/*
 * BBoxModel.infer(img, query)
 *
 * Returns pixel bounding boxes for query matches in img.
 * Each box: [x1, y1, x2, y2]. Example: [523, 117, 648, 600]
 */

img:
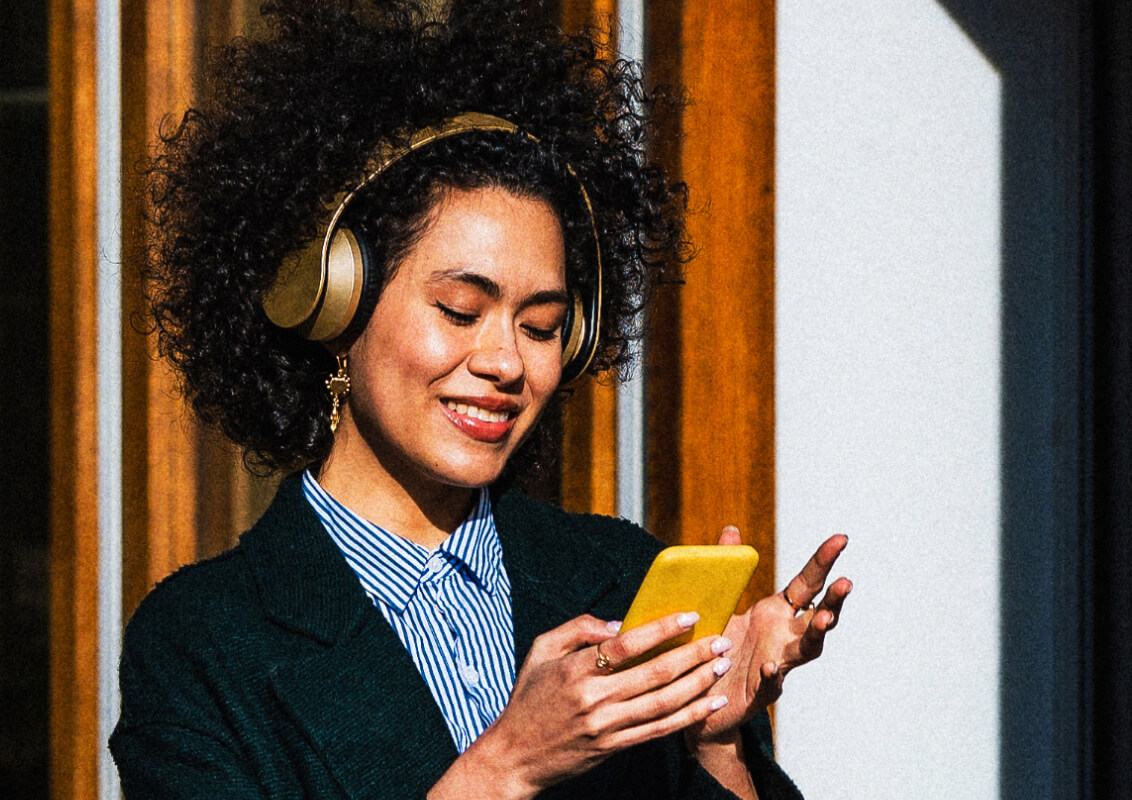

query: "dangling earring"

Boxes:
[326, 354, 350, 433]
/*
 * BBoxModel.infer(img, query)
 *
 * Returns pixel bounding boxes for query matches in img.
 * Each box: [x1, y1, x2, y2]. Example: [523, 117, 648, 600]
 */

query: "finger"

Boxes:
[611, 634, 732, 699]
[783, 534, 848, 609]
[609, 655, 731, 730]
[601, 685, 731, 751]
[769, 604, 830, 671]
[796, 610, 829, 662]
[814, 576, 853, 629]
[794, 588, 850, 664]
[753, 661, 783, 708]
[529, 614, 619, 662]
[717, 525, 742, 546]
[598, 611, 701, 669]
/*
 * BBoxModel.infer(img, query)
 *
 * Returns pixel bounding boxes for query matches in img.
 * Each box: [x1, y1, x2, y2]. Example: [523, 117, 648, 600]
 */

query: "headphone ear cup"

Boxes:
[559, 283, 599, 385]
[261, 224, 375, 343]
[560, 291, 579, 362]
[331, 225, 382, 345]
[261, 235, 326, 335]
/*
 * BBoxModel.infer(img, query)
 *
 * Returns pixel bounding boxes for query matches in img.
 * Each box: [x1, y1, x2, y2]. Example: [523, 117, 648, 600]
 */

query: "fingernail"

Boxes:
[677, 612, 700, 628]
[711, 636, 732, 655]
[606, 620, 622, 633]
[723, 525, 740, 534]
[710, 695, 729, 711]
[713, 657, 732, 677]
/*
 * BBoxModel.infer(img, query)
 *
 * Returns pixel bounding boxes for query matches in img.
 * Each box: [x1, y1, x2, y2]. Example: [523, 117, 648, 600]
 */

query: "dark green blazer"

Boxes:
[111, 477, 802, 799]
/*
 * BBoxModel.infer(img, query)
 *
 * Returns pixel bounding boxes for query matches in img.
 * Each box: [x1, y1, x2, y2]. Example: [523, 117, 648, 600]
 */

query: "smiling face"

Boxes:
[329, 186, 568, 505]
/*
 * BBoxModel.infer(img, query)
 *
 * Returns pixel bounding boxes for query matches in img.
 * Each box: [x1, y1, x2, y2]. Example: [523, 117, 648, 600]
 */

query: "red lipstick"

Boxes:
[440, 397, 520, 444]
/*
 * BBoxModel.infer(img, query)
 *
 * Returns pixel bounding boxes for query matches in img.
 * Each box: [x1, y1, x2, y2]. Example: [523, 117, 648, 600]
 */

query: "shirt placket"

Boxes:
[418, 554, 471, 750]
[425, 555, 498, 741]
[443, 582, 493, 722]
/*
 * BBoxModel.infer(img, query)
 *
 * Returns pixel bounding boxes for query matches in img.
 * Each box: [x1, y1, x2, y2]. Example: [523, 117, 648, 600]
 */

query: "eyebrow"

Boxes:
[429, 269, 570, 310]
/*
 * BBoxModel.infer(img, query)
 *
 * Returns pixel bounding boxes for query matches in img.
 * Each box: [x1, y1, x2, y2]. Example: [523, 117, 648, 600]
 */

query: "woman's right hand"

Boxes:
[429, 612, 734, 800]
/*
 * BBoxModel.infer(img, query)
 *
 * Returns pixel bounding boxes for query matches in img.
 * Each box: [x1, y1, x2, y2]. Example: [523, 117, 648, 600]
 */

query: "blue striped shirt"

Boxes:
[302, 470, 516, 752]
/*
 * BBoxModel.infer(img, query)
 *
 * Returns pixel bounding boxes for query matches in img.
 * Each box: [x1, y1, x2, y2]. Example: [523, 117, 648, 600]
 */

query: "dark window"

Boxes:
[0, 0, 50, 797]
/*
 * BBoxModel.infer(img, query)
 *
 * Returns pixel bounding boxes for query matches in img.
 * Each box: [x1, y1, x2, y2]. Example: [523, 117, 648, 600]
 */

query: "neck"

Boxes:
[318, 414, 477, 548]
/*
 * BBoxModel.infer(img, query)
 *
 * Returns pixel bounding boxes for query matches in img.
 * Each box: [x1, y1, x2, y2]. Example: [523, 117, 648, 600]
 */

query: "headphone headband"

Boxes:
[262, 112, 602, 384]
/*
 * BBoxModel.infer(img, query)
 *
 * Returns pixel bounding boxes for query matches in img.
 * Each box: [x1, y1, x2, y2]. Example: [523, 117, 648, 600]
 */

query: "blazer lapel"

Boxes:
[493, 489, 628, 668]
[241, 479, 638, 797]
[242, 477, 458, 798]
[268, 614, 458, 796]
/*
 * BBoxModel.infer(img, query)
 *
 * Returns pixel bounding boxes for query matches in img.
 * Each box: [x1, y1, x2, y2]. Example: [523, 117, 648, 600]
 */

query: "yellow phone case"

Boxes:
[618, 545, 759, 669]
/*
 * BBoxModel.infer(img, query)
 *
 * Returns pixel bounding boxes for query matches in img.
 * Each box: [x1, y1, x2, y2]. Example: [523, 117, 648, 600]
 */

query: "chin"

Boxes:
[423, 449, 514, 491]
[421, 418, 539, 490]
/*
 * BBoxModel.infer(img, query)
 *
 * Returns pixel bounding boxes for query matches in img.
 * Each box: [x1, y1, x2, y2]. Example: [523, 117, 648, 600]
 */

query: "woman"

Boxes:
[111, 2, 852, 798]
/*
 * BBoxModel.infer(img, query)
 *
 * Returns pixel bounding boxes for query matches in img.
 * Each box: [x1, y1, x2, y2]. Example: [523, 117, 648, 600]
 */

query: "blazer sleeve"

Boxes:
[110, 614, 267, 800]
[111, 720, 266, 800]
[676, 715, 804, 800]
[109, 551, 292, 800]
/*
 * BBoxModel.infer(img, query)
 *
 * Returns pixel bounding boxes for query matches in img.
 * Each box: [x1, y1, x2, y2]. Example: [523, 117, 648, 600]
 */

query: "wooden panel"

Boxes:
[560, 0, 617, 38]
[646, 0, 776, 602]
[557, 0, 619, 517]
[48, 2, 101, 797]
[560, 378, 619, 516]
[120, 0, 260, 618]
[120, 0, 208, 618]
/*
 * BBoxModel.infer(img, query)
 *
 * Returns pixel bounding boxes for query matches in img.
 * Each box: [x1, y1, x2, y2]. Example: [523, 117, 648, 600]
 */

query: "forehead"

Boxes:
[396, 187, 567, 291]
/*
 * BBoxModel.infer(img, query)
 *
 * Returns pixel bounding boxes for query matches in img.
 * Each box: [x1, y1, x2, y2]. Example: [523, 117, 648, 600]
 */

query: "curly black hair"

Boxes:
[145, 0, 689, 473]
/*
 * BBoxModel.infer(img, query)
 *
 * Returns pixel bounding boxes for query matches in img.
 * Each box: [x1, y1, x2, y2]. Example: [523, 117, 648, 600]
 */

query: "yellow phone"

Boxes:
[618, 545, 759, 669]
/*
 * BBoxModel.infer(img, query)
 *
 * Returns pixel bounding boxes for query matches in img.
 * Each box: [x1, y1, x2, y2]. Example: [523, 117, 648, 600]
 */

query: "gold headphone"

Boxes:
[261, 112, 602, 385]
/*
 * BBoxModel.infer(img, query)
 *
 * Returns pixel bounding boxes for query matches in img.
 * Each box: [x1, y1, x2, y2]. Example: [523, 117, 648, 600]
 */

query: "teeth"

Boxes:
[446, 401, 510, 423]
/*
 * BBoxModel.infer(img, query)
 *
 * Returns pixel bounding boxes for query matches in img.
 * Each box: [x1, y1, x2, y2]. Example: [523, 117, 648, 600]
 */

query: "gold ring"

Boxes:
[595, 642, 612, 670]
[781, 588, 813, 614]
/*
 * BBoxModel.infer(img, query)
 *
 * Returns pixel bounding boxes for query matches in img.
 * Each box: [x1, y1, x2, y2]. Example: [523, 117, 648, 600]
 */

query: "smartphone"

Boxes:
[617, 545, 759, 669]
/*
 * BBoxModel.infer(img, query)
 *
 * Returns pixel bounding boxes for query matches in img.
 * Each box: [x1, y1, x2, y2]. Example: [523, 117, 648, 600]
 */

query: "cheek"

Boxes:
[523, 345, 564, 402]
[408, 323, 470, 379]
[360, 314, 467, 387]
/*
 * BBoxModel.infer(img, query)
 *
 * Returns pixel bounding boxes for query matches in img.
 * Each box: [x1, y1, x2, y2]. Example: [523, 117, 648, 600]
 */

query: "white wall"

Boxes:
[774, 3, 1003, 797]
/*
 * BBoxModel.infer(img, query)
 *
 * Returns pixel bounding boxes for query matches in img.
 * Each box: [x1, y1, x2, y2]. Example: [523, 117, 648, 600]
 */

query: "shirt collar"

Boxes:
[302, 470, 503, 613]
[440, 488, 500, 592]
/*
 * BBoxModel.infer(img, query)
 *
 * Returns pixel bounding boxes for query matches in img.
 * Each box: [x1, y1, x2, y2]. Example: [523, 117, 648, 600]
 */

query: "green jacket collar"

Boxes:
[241, 474, 627, 651]
[236, 475, 629, 797]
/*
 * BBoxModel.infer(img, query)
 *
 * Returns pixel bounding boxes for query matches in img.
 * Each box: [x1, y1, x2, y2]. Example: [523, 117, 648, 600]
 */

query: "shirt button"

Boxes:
[461, 665, 480, 686]
[426, 558, 444, 574]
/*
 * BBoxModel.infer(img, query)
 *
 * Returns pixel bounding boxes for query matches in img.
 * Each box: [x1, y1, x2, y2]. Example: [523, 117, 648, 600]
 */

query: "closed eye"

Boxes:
[436, 302, 477, 326]
[522, 323, 560, 343]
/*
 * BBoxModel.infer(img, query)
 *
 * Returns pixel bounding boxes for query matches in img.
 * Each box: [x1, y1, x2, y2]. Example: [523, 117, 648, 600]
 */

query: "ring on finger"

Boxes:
[781, 587, 814, 615]
[595, 642, 613, 671]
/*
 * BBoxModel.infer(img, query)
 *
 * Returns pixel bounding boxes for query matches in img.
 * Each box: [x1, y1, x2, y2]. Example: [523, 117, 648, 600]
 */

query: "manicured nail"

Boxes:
[677, 612, 700, 628]
[606, 620, 622, 633]
[713, 657, 732, 677]
[710, 695, 729, 711]
[711, 636, 732, 655]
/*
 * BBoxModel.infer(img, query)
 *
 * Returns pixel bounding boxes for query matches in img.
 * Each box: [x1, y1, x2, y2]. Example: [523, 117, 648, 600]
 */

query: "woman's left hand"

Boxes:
[685, 530, 852, 745]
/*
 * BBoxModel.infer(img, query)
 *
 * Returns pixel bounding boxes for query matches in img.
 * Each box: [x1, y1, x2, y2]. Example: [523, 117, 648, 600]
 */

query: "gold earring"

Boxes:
[326, 354, 350, 433]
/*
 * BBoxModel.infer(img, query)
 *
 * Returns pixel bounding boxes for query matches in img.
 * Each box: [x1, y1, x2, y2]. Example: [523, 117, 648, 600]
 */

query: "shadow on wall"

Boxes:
[935, 2, 1088, 799]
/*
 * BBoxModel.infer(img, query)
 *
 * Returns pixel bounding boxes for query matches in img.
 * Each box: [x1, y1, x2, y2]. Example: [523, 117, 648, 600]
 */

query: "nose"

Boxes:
[466, 319, 525, 386]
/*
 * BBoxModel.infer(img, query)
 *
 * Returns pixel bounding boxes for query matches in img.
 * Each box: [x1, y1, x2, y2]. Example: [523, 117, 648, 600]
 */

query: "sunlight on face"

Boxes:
[340, 187, 568, 493]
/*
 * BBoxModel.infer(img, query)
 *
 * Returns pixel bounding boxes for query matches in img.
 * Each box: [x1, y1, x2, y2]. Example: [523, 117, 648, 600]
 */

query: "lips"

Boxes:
[440, 396, 520, 443]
